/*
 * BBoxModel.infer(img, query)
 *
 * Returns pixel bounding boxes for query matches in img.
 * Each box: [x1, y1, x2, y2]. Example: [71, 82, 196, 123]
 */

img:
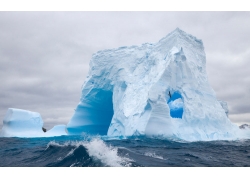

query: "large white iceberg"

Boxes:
[67, 28, 242, 141]
[0, 108, 66, 137]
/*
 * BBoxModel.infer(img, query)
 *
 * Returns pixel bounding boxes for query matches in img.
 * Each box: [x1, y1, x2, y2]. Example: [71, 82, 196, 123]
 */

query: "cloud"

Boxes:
[0, 12, 250, 128]
[229, 113, 250, 126]
[205, 43, 250, 123]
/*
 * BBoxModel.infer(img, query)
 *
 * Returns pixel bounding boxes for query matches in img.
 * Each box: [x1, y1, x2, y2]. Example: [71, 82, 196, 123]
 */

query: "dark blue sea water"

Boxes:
[0, 136, 250, 167]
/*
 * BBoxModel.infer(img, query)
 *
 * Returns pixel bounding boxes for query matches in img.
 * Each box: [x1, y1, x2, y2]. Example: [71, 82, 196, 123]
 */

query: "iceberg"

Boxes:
[0, 108, 44, 137]
[239, 124, 250, 130]
[1, 28, 248, 141]
[67, 28, 241, 141]
[45, 125, 67, 136]
[0, 108, 67, 137]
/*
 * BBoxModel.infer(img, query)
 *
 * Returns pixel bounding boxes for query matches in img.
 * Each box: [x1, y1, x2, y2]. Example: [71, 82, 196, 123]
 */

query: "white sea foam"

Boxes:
[144, 152, 164, 160]
[46, 138, 133, 167]
[85, 138, 132, 167]
[45, 140, 72, 150]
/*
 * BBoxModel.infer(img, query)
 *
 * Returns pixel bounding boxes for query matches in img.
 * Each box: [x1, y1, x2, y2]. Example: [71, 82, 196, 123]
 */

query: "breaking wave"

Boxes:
[44, 138, 133, 167]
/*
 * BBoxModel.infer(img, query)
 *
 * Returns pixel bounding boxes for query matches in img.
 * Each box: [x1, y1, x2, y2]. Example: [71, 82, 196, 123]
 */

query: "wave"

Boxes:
[44, 138, 133, 167]
[144, 152, 165, 160]
[1, 136, 250, 167]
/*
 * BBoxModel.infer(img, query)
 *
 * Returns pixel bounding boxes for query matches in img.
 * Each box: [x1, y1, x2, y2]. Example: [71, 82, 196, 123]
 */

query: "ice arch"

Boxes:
[167, 92, 184, 119]
[67, 89, 114, 135]
[66, 28, 241, 141]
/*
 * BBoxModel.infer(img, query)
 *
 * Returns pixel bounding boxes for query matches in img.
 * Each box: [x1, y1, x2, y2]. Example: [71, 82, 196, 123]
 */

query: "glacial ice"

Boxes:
[66, 28, 243, 141]
[0, 108, 67, 137]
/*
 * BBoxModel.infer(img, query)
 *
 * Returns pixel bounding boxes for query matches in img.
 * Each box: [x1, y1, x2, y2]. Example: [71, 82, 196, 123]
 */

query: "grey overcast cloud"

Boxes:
[0, 11, 250, 129]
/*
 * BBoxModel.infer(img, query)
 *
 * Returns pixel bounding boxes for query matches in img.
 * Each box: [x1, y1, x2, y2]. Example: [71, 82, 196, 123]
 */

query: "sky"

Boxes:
[0, 11, 250, 129]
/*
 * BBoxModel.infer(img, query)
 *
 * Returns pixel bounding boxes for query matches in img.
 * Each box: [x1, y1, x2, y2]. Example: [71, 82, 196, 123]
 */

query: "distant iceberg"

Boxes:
[0, 108, 44, 137]
[45, 125, 67, 137]
[0, 108, 66, 137]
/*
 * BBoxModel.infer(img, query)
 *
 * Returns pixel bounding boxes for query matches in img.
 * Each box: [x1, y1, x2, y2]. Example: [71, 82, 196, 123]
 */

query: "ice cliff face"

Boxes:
[67, 28, 240, 141]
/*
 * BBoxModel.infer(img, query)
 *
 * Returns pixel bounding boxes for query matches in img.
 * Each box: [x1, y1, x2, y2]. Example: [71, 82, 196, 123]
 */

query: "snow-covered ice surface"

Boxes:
[67, 28, 250, 141]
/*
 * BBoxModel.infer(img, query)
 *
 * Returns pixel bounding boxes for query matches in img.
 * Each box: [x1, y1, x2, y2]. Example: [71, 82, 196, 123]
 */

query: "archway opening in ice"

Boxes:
[67, 89, 114, 135]
[167, 92, 184, 119]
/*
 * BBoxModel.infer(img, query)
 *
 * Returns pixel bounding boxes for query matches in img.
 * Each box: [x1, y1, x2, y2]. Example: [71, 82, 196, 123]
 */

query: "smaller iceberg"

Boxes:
[45, 125, 67, 137]
[0, 108, 44, 137]
[0, 108, 67, 137]
[239, 124, 250, 130]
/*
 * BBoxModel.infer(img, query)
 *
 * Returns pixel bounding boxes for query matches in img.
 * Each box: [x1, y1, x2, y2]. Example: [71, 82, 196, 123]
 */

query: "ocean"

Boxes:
[0, 136, 250, 167]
